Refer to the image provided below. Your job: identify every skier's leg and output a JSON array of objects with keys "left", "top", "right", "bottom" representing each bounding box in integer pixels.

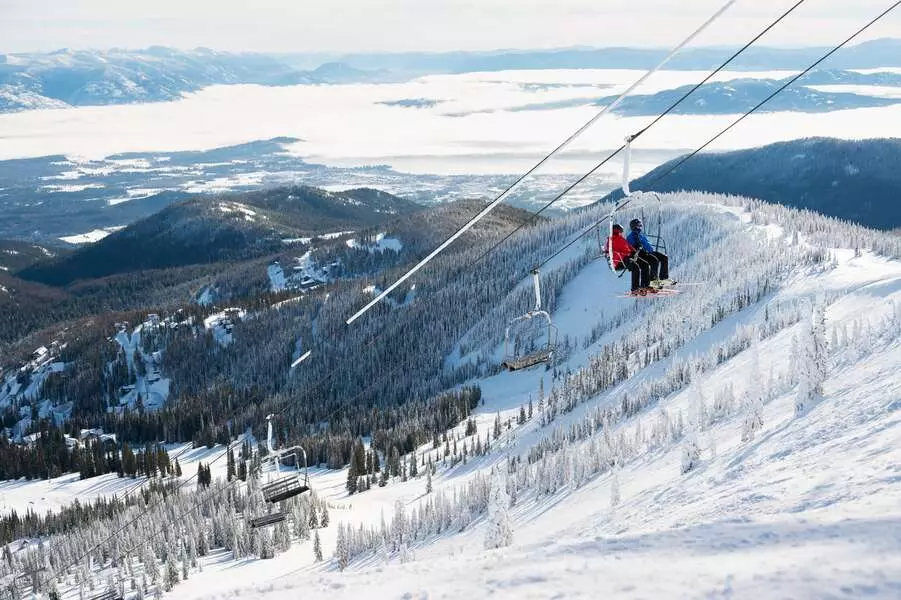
[
  {"left": 637, "top": 257, "right": 651, "bottom": 289},
  {"left": 653, "top": 251, "right": 669, "bottom": 280},
  {"left": 643, "top": 252, "right": 660, "bottom": 281},
  {"left": 626, "top": 261, "right": 640, "bottom": 291}
]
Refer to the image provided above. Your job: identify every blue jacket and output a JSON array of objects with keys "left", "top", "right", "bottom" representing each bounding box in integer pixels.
[{"left": 627, "top": 230, "right": 654, "bottom": 253}]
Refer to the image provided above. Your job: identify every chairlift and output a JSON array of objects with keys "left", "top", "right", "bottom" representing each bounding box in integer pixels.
[
  {"left": 249, "top": 510, "right": 287, "bottom": 529},
  {"left": 598, "top": 135, "right": 666, "bottom": 266},
  {"left": 259, "top": 415, "right": 310, "bottom": 504},
  {"left": 87, "top": 590, "right": 122, "bottom": 600},
  {"left": 501, "top": 268, "right": 558, "bottom": 371}
]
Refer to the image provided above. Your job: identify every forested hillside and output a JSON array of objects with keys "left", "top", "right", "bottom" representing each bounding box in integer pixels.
[
  {"left": 605, "top": 137, "right": 901, "bottom": 229},
  {"left": 18, "top": 186, "right": 420, "bottom": 286}
]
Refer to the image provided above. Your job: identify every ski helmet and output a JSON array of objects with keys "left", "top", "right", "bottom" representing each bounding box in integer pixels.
[
  {"left": 612, "top": 223, "right": 623, "bottom": 233},
  {"left": 629, "top": 218, "right": 642, "bottom": 230}
]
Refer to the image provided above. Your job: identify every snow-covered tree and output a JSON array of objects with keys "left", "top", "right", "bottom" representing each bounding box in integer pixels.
[
  {"left": 796, "top": 302, "right": 828, "bottom": 415},
  {"left": 610, "top": 469, "right": 621, "bottom": 510},
  {"left": 313, "top": 531, "right": 322, "bottom": 562},
  {"left": 484, "top": 467, "right": 513, "bottom": 550},
  {"left": 680, "top": 431, "right": 701, "bottom": 474},
  {"left": 740, "top": 388, "right": 764, "bottom": 443},
  {"left": 335, "top": 525, "right": 349, "bottom": 571}
]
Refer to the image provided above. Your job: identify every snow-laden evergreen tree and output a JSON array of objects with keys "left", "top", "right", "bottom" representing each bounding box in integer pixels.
[
  {"left": 258, "top": 528, "right": 275, "bottom": 560},
  {"left": 610, "top": 468, "right": 621, "bottom": 510},
  {"left": 740, "top": 388, "right": 764, "bottom": 443},
  {"left": 313, "top": 530, "right": 322, "bottom": 562},
  {"left": 680, "top": 430, "right": 701, "bottom": 474},
  {"left": 163, "top": 552, "right": 179, "bottom": 591},
  {"left": 335, "top": 524, "right": 349, "bottom": 571},
  {"left": 484, "top": 466, "right": 513, "bottom": 550},
  {"left": 425, "top": 468, "right": 433, "bottom": 494},
  {"left": 796, "top": 302, "right": 828, "bottom": 415}
]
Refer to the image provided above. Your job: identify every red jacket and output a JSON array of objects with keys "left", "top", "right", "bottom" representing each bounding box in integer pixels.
[{"left": 606, "top": 234, "right": 634, "bottom": 269}]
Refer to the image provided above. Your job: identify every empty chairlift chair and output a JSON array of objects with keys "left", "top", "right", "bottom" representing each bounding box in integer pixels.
[
  {"left": 249, "top": 415, "right": 312, "bottom": 528},
  {"left": 501, "top": 268, "right": 558, "bottom": 371}
]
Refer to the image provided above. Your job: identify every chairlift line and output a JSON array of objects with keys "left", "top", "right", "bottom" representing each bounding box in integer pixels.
[
  {"left": 537, "top": 0, "right": 901, "bottom": 273},
  {"left": 344, "top": 0, "right": 740, "bottom": 326},
  {"left": 472, "top": 0, "right": 808, "bottom": 269},
  {"left": 290, "top": 349, "right": 312, "bottom": 369}
]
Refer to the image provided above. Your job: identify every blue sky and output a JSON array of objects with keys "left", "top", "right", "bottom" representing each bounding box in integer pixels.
[{"left": 1, "top": 0, "right": 899, "bottom": 54}]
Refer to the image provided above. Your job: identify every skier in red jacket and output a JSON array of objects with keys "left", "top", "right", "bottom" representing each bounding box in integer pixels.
[{"left": 605, "top": 223, "right": 655, "bottom": 295}]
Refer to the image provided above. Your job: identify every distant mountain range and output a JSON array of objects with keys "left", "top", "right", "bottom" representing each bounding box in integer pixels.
[
  {"left": 593, "top": 71, "right": 901, "bottom": 116},
  {"left": 0, "top": 48, "right": 385, "bottom": 112},
  {"left": 602, "top": 137, "right": 901, "bottom": 230},
  {"left": 320, "top": 38, "right": 901, "bottom": 74},
  {"left": 3, "top": 39, "right": 901, "bottom": 113}
]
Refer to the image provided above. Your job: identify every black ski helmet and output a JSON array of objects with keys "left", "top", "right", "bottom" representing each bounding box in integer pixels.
[
  {"left": 630, "top": 218, "right": 642, "bottom": 230},
  {"left": 612, "top": 223, "right": 623, "bottom": 233}
]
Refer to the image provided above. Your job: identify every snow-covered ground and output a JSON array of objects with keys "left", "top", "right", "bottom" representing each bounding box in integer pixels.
[
  {"left": 158, "top": 203, "right": 901, "bottom": 599},
  {"left": 0, "top": 69, "right": 899, "bottom": 175},
  {"left": 0, "top": 442, "right": 232, "bottom": 518},
  {"left": 58, "top": 226, "right": 125, "bottom": 244},
  {"left": 346, "top": 232, "right": 403, "bottom": 253}
]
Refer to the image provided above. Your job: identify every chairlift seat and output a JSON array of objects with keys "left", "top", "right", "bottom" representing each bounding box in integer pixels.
[
  {"left": 249, "top": 511, "right": 287, "bottom": 528},
  {"left": 502, "top": 349, "right": 552, "bottom": 371},
  {"left": 88, "top": 591, "right": 122, "bottom": 600},
  {"left": 261, "top": 474, "right": 310, "bottom": 503}
]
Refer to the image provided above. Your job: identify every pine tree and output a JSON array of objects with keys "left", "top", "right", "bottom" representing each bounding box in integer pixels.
[
  {"left": 335, "top": 525, "right": 349, "bottom": 571},
  {"left": 164, "top": 553, "right": 179, "bottom": 591},
  {"left": 425, "top": 469, "right": 432, "bottom": 494},
  {"left": 313, "top": 530, "right": 323, "bottom": 562},
  {"left": 680, "top": 431, "right": 701, "bottom": 474},
  {"left": 484, "top": 466, "right": 513, "bottom": 549},
  {"left": 610, "top": 469, "right": 621, "bottom": 509},
  {"left": 226, "top": 448, "right": 235, "bottom": 482},
  {"left": 320, "top": 503, "right": 329, "bottom": 527}
]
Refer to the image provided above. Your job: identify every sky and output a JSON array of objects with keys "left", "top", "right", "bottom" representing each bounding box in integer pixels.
[{"left": 1, "top": 0, "right": 900, "bottom": 55}]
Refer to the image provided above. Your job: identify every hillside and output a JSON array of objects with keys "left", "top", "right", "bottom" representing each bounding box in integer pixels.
[
  {"left": 0, "top": 240, "right": 64, "bottom": 272},
  {"left": 0, "top": 48, "right": 384, "bottom": 113},
  {"left": 17, "top": 186, "right": 421, "bottom": 286},
  {"left": 5, "top": 191, "right": 901, "bottom": 599},
  {"left": 605, "top": 137, "right": 901, "bottom": 230}
]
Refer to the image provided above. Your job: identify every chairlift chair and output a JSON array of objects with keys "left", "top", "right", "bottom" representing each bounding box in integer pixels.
[
  {"left": 259, "top": 415, "right": 311, "bottom": 504},
  {"left": 501, "top": 268, "right": 558, "bottom": 371},
  {"left": 249, "top": 510, "right": 287, "bottom": 529},
  {"left": 598, "top": 135, "right": 667, "bottom": 267},
  {"left": 87, "top": 590, "right": 122, "bottom": 600}
]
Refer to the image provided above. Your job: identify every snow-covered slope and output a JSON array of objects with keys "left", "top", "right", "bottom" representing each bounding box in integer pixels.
[
  {"left": 151, "top": 195, "right": 901, "bottom": 599},
  {"left": 9, "top": 192, "right": 901, "bottom": 599}
]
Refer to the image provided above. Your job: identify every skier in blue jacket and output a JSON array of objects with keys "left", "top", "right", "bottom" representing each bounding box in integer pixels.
[{"left": 626, "top": 218, "right": 671, "bottom": 286}]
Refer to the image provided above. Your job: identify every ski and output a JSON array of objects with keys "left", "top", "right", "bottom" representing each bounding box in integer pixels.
[{"left": 617, "top": 288, "right": 680, "bottom": 299}]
